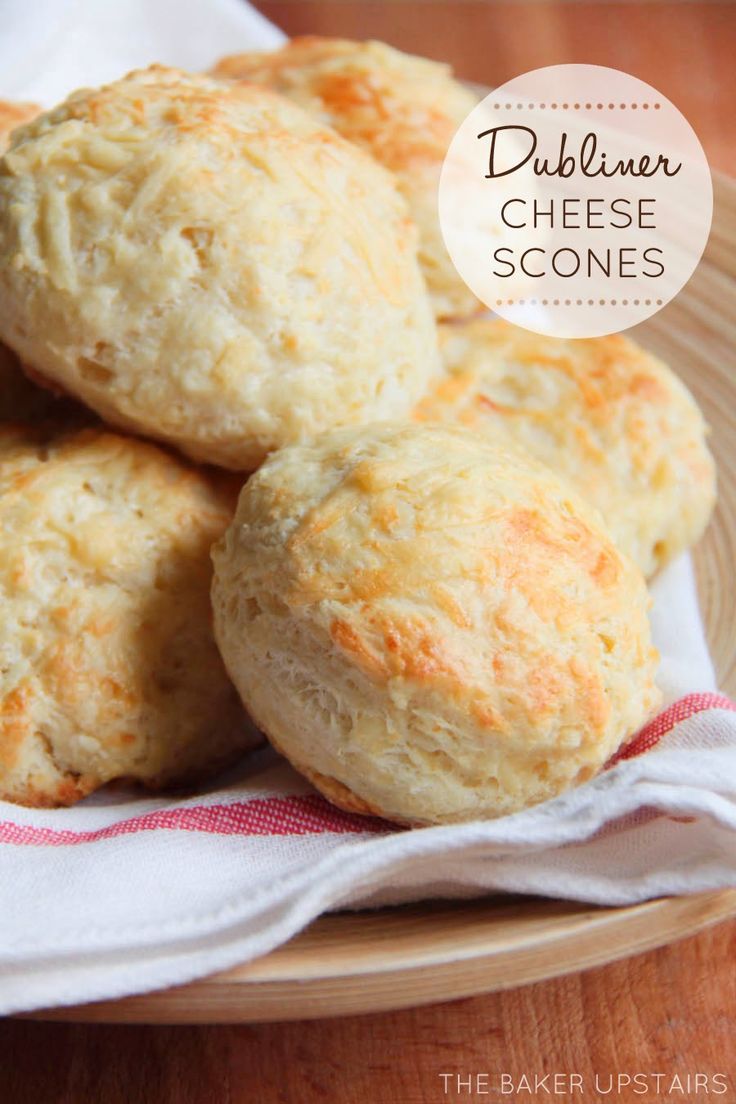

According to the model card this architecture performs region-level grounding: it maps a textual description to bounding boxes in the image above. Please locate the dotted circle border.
[491,102,661,111]
[494,298,665,307]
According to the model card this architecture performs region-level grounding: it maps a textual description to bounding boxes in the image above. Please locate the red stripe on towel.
[1,693,733,845]
[0,794,389,846]
[608,691,736,764]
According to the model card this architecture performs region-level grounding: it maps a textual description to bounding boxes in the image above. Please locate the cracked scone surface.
[212,423,660,826]
[416,320,716,577]
[212,37,480,320]
[0,66,439,470]
[0,426,257,808]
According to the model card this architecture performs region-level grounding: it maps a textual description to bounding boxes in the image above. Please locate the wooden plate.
[33,176,736,1025]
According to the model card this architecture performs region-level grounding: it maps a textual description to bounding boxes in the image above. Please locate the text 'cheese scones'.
[212,423,660,826]
[0,66,439,470]
[416,320,716,576]
[0,427,258,807]
[212,37,480,320]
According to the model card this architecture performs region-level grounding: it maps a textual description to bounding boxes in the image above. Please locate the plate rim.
[28,890,736,1022]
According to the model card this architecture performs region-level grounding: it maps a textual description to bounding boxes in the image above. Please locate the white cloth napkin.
[0,0,285,106]
[1,557,733,1016]
[1,0,734,1017]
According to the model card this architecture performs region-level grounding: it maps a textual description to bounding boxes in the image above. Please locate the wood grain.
[640,175,736,697]
[252,1,736,176]
[2,919,735,1102]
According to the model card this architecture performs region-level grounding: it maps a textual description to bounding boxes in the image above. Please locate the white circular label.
[439,64,712,338]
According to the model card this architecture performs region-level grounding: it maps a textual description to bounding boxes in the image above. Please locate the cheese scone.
[0,426,258,807]
[0,99,59,423]
[415,320,716,577]
[212,423,660,826]
[0,66,439,470]
[212,37,480,320]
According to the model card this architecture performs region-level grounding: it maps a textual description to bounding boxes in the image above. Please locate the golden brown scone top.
[213,37,476,172]
[212,422,660,826]
[0,425,257,807]
[416,320,716,576]
[0,100,39,149]
[212,37,481,319]
[0,65,439,470]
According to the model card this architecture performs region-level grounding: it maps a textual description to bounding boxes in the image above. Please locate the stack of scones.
[0,42,715,824]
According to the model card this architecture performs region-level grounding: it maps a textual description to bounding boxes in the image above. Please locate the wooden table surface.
[256,0,736,176]
[1,921,734,1102]
[3,3,735,1100]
